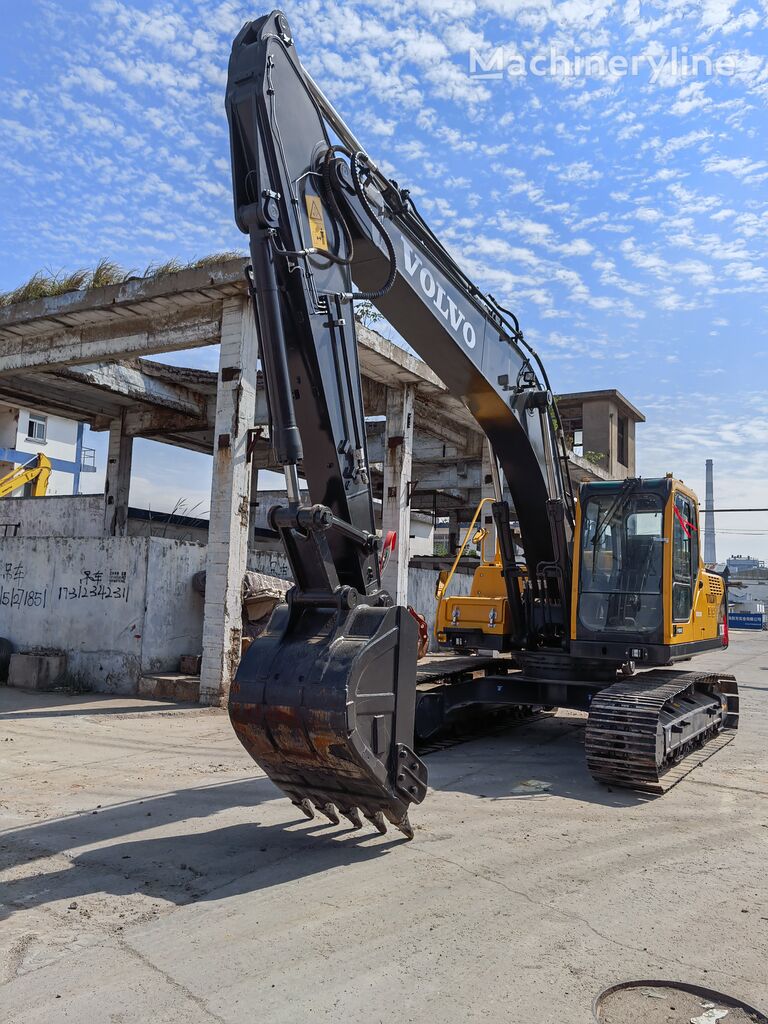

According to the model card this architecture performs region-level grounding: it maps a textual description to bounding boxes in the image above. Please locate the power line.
[708,508,768,513]
[716,531,768,535]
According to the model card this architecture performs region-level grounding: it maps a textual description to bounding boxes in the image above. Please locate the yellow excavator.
[223,12,737,838]
[0,453,52,498]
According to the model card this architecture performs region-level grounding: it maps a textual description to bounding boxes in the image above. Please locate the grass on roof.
[0,251,245,308]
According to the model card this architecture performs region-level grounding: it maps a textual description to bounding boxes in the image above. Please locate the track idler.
[229,595,428,838]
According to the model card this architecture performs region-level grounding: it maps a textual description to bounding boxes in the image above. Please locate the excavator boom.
[0,453,51,499]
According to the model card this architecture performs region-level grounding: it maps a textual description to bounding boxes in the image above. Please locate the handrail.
[434,496,498,638]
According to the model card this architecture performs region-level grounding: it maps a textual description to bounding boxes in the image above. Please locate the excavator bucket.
[229,599,428,838]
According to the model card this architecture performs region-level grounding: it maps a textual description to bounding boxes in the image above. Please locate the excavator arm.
[225,10,575,835]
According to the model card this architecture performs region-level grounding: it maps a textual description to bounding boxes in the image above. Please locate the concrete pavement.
[1,633,767,1023]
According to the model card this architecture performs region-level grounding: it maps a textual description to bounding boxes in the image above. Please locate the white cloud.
[61,66,116,94]
[699,0,738,31]
[657,129,714,161]
[556,160,603,184]
[704,155,768,178]
[669,82,712,117]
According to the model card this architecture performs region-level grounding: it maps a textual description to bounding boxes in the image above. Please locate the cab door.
[669,490,699,641]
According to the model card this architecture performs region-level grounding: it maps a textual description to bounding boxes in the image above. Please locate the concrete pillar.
[481,443,497,561]
[380,384,415,605]
[199,297,260,706]
[448,511,460,555]
[104,413,132,537]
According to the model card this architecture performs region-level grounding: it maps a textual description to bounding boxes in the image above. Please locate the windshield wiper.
[590,478,641,576]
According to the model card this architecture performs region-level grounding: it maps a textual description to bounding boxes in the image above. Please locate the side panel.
[664,484,724,648]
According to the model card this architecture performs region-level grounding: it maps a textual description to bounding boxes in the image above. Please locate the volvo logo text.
[402,238,477,349]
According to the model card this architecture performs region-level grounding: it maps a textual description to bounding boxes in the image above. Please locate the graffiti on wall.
[58,568,130,602]
[0,561,46,608]
[0,561,131,610]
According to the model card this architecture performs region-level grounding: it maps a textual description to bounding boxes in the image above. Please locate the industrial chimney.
[703,459,717,565]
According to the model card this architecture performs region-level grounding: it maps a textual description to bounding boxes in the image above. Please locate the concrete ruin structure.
[556,389,644,480]
[0,257,642,704]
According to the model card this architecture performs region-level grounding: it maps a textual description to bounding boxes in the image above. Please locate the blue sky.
[1,0,767,557]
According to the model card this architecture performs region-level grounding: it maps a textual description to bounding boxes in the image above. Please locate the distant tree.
[355,300,384,328]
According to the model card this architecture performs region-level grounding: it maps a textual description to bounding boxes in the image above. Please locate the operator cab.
[570,476,728,668]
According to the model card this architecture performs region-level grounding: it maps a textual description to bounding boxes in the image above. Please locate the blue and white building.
[0,402,97,495]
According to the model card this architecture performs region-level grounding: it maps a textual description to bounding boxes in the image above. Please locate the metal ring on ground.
[593,979,768,1023]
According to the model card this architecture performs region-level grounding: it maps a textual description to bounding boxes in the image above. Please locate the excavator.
[225,11,738,838]
[0,453,51,498]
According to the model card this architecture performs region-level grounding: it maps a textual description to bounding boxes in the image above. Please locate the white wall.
[0,404,20,479]
[142,539,207,674]
[409,565,474,652]
[409,516,434,557]
[0,495,104,537]
[0,404,18,451]
[15,408,78,459]
[0,536,206,692]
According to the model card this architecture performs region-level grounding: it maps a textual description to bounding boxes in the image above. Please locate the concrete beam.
[0,380,105,422]
[413,395,476,448]
[380,384,415,604]
[90,397,218,438]
[366,421,480,464]
[199,296,260,707]
[0,303,223,374]
[53,362,207,418]
[356,323,445,392]
[410,460,482,492]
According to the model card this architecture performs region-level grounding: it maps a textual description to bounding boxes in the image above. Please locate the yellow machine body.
[0,453,52,499]
[438,476,727,666]
[435,497,518,653]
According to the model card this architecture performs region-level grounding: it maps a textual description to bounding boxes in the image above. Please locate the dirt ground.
[1,632,767,1024]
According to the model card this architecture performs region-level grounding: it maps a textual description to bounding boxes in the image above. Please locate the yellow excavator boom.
[0,453,52,498]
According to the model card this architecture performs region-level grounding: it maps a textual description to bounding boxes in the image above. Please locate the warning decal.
[304,193,329,251]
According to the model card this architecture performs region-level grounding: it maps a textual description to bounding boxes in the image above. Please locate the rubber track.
[585,670,738,794]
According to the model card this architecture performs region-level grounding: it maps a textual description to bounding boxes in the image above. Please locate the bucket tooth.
[365,811,388,835]
[340,806,363,829]
[319,803,340,825]
[392,812,414,840]
[294,798,315,820]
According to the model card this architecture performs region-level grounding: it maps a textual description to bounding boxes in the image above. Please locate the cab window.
[578,491,664,635]
[672,493,698,621]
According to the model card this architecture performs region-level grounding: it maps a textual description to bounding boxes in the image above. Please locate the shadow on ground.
[1,699,653,923]
[425,711,652,810]
[0,688,200,721]
[0,775,403,921]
